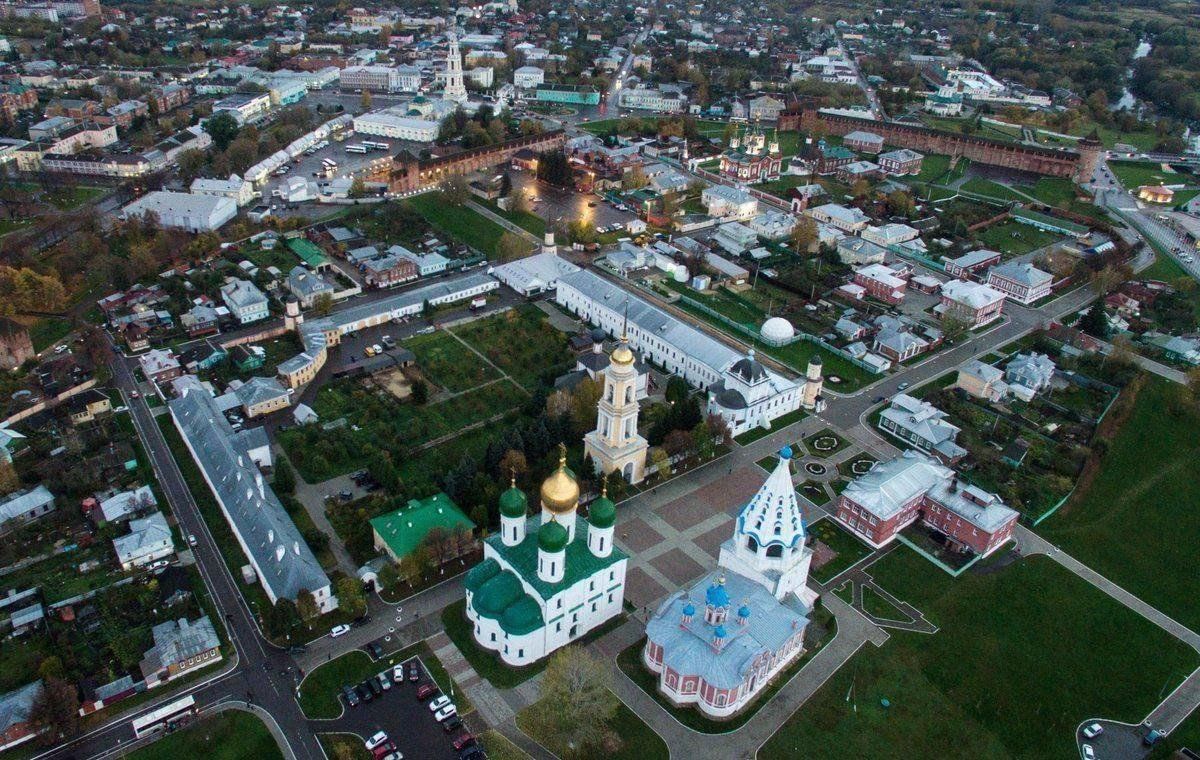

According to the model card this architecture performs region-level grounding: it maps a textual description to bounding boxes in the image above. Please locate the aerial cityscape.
[0,0,1197,758]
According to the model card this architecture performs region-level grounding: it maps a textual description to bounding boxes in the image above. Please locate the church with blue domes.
[642,447,813,719]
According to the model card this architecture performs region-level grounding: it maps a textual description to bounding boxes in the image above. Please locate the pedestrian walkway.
[429,632,514,726]
[274,448,358,577]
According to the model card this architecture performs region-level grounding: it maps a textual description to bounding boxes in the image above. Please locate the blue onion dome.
[538,519,568,553]
[705,577,730,607]
[682,602,696,616]
[714,625,727,639]
[779,445,793,460]
[739,604,752,619]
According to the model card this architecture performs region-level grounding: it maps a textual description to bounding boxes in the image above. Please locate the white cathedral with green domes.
[463,445,629,667]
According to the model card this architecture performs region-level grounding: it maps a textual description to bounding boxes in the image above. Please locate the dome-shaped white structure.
[760,317,795,343]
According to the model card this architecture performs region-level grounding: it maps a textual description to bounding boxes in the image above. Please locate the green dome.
[499,485,527,518]
[588,496,616,529]
[538,520,569,553]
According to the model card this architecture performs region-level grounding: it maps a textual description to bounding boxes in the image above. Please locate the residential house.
[220,279,270,324]
[873,325,930,363]
[807,203,869,233]
[1147,334,1200,366]
[843,130,884,153]
[286,266,335,308]
[878,149,923,176]
[138,348,182,384]
[939,280,1005,327]
[861,223,919,247]
[701,185,758,221]
[91,484,157,524]
[233,376,291,418]
[943,249,1002,279]
[0,681,41,752]
[877,394,967,463]
[714,222,759,256]
[0,486,55,535]
[955,359,1008,402]
[140,616,221,682]
[853,263,907,304]
[370,492,476,564]
[836,237,888,265]
[181,304,220,337]
[112,512,174,570]
[986,262,1053,305]
[1005,352,1055,400]
[66,388,112,425]
[361,252,418,288]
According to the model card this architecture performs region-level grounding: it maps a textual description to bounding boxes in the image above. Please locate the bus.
[345,144,368,154]
[131,696,196,738]
[363,141,389,151]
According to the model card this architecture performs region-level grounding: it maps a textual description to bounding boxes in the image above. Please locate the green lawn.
[802,428,849,458]
[406,194,509,257]
[958,178,1027,203]
[441,599,546,688]
[27,317,72,353]
[318,734,370,760]
[760,548,1199,759]
[479,198,547,237]
[1018,177,1081,208]
[126,711,281,760]
[976,220,1063,256]
[404,330,500,393]
[453,304,574,390]
[478,729,529,760]
[517,690,669,759]
[1038,377,1200,632]
[733,407,806,444]
[0,218,30,236]
[1142,249,1191,281]
[861,585,906,621]
[1109,160,1180,190]
[808,518,872,584]
[756,175,813,199]
[913,154,952,183]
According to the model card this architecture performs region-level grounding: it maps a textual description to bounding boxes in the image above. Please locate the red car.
[452,733,476,751]
[416,683,438,701]
[371,741,396,759]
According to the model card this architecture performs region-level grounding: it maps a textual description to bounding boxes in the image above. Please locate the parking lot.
[510,171,635,232]
[318,653,477,760]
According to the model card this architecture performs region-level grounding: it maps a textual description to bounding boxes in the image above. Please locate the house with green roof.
[462,454,628,667]
[370,493,475,563]
[285,237,331,271]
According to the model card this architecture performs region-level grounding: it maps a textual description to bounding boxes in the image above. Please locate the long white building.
[120,191,237,232]
[555,269,812,437]
[353,108,440,142]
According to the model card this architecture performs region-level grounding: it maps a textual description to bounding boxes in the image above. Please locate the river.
[1114,40,1153,111]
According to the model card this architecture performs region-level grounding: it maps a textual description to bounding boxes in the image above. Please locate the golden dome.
[540,444,579,514]
[611,337,634,366]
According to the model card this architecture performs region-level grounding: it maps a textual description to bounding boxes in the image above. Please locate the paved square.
[617,516,663,553]
[660,493,719,532]
[693,520,733,560]
[651,547,707,587]
[625,567,666,609]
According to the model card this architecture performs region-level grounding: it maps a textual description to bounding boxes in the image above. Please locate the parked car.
[378,670,392,690]
[442,716,463,733]
[897,382,910,391]
[365,731,388,750]
[342,685,360,707]
[407,661,420,682]
[459,747,486,760]
[452,733,476,751]
[330,624,351,638]
[367,641,383,659]
[187,534,198,547]
[367,676,383,697]
[287,645,307,654]
[371,741,397,759]
[355,683,373,703]
[434,704,458,722]
[416,683,439,701]
[429,695,451,712]
[1082,745,1095,760]
[1083,724,1103,739]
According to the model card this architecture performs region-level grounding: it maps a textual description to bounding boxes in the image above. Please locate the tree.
[498,172,513,198]
[535,150,573,187]
[335,576,367,619]
[360,89,372,111]
[569,377,603,437]
[567,219,598,245]
[0,459,20,496]
[939,313,971,344]
[790,216,818,254]
[348,177,367,199]
[885,189,915,217]
[273,459,296,495]
[498,449,528,480]
[411,379,429,405]
[621,164,648,190]
[692,419,716,460]
[439,174,471,206]
[665,375,690,405]
[312,293,334,317]
[29,678,80,745]
[204,111,240,152]
[537,647,618,753]
[851,178,871,199]
[648,447,671,479]
[498,231,529,262]
[296,589,319,622]
[1079,300,1109,339]
[265,599,300,639]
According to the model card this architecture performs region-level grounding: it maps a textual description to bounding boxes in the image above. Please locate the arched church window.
[766,544,783,558]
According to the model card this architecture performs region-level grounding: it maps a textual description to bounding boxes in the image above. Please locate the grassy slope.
[405,194,508,257]
[1038,378,1200,632]
[761,548,1198,759]
[126,711,281,760]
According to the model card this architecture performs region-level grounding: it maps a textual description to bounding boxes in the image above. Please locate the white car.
[1081,744,1095,760]
[434,704,457,722]
[1083,723,1103,739]
[329,624,351,638]
[365,731,388,750]
[429,695,451,712]
[187,534,197,547]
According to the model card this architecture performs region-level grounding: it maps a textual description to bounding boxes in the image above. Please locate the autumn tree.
[29,678,80,745]
[498,449,528,481]
[439,174,471,206]
[648,447,671,479]
[498,231,530,262]
[536,647,618,754]
[790,216,818,254]
[360,89,372,111]
[312,293,334,316]
[0,459,21,496]
[622,164,648,190]
[335,576,367,619]
[295,589,319,622]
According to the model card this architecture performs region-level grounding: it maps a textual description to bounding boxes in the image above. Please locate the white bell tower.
[583,310,648,484]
